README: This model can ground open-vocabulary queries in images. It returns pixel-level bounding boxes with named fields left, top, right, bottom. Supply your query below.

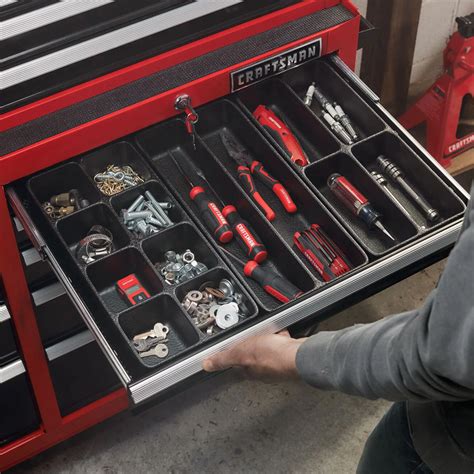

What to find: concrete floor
left=10, top=260, right=446, bottom=474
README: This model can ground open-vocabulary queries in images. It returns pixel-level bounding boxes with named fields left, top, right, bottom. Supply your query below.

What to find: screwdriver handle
left=244, top=261, right=303, bottom=303
left=222, top=206, right=268, bottom=263
left=190, top=187, right=233, bottom=244
left=237, top=165, right=276, bottom=221
left=251, top=162, right=297, bottom=214
left=327, top=174, right=381, bottom=229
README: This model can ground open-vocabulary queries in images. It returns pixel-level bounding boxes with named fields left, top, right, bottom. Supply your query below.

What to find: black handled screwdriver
left=221, top=247, right=303, bottom=303
left=170, top=152, right=233, bottom=244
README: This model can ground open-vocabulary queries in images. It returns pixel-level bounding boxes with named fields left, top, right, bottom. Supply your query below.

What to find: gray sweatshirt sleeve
left=296, top=186, right=474, bottom=402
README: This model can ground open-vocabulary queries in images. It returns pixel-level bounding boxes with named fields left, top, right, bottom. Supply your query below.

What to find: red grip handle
left=222, top=206, right=268, bottom=263
left=273, top=183, right=297, bottom=213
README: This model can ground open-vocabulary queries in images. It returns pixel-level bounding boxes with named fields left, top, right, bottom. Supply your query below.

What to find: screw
left=145, top=191, right=173, bottom=226
left=146, top=216, right=165, bottom=228
left=157, top=202, right=173, bottom=210
left=127, top=195, right=145, bottom=213
left=134, top=219, right=150, bottom=237
left=122, top=210, right=152, bottom=223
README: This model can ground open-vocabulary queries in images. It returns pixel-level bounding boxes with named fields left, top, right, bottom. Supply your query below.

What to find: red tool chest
left=0, top=1, right=469, bottom=469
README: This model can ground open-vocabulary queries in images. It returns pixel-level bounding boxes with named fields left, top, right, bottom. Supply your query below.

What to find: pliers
left=220, top=132, right=297, bottom=222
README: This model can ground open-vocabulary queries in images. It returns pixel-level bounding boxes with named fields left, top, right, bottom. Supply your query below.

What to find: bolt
left=157, top=202, right=173, bottom=210
left=127, top=195, right=145, bottom=213
left=122, top=210, right=152, bottom=223
left=134, top=219, right=149, bottom=237
left=145, top=191, right=173, bottom=226
left=146, top=216, right=165, bottom=228
left=144, top=202, right=166, bottom=226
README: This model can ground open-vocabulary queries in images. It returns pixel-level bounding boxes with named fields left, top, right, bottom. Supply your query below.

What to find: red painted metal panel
left=1, top=1, right=328, bottom=131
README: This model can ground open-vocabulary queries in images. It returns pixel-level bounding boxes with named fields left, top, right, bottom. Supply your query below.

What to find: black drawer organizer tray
left=10, top=57, right=467, bottom=403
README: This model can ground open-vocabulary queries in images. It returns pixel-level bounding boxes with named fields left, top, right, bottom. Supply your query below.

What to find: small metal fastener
left=165, top=251, right=177, bottom=262
left=182, top=250, right=195, bottom=263
left=219, top=279, right=234, bottom=297
left=145, top=191, right=173, bottom=226
left=215, top=304, right=239, bottom=329
left=122, top=210, right=153, bottom=222
left=157, top=202, right=173, bottom=209
left=146, top=216, right=165, bottom=228
left=127, top=195, right=145, bottom=213
left=187, top=290, right=203, bottom=302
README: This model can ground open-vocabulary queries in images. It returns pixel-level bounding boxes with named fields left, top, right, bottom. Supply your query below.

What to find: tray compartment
left=196, top=99, right=369, bottom=281
left=175, top=267, right=259, bottom=336
left=305, top=153, right=419, bottom=256
left=81, top=142, right=153, bottom=192
left=28, top=162, right=100, bottom=218
left=282, top=59, right=386, bottom=142
left=135, top=120, right=315, bottom=312
left=141, top=222, right=219, bottom=284
left=86, top=247, right=163, bottom=314
left=237, top=79, right=340, bottom=167
left=56, top=203, right=130, bottom=262
left=352, top=132, right=465, bottom=228
left=110, top=180, right=185, bottom=237
left=118, top=294, right=200, bottom=368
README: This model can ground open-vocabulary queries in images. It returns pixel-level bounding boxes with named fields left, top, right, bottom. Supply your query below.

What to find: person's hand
left=202, top=330, right=306, bottom=380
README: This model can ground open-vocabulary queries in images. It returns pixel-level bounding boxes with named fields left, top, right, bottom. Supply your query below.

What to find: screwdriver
left=222, top=205, right=268, bottom=263
left=327, top=173, right=396, bottom=242
left=170, top=152, right=233, bottom=244
left=377, top=156, right=440, bottom=223
left=220, top=247, right=303, bottom=303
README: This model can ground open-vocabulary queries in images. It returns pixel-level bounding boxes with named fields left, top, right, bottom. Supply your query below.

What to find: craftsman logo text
left=231, top=38, right=322, bottom=92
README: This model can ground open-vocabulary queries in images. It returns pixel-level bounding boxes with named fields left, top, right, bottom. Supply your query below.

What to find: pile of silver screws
left=157, top=249, right=208, bottom=285
left=181, top=279, right=248, bottom=335
left=132, top=322, right=170, bottom=360
left=94, top=165, right=144, bottom=196
left=121, top=191, right=174, bottom=238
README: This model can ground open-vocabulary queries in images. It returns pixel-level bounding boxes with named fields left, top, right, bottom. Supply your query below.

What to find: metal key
left=139, top=343, right=169, bottom=359
left=133, top=337, right=168, bottom=353
left=133, top=323, right=169, bottom=341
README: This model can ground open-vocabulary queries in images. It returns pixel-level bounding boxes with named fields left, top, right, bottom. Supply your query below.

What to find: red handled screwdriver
left=253, top=105, right=309, bottom=168
left=170, top=152, right=233, bottom=244
left=221, top=132, right=297, bottom=221
left=222, top=205, right=268, bottom=263
left=221, top=247, right=303, bottom=303
left=327, top=174, right=396, bottom=241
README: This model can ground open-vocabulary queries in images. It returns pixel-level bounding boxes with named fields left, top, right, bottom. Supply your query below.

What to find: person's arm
left=204, top=188, right=474, bottom=402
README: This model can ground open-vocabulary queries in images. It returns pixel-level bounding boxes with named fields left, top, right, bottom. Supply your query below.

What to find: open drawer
left=6, top=53, right=469, bottom=405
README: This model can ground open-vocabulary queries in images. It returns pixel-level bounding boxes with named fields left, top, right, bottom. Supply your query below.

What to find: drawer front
left=0, top=359, right=40, bottom=446
left=7, top=55, right=469, bottom=405
left=46, top=331, right=122, bottom=417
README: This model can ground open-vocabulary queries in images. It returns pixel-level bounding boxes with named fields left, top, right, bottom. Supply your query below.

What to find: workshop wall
left=409, top=0, right=473, bottom=98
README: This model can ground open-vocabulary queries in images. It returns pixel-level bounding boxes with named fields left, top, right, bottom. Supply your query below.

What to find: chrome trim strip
left=0, top=304, right=10, bottom=322
left=46, top=330, right=94, bottom=361
left=0, top=0, right=17, bottom=7
left=130, top=222, right=461, bottom=403
left=1, top=0, right=243, bottom=89
left=21, top=246, right=42, bottom=266
left=374, top=104, right=471, bottom=202
left=32, top=281, right=64, bottom=307
left=1, top=0, right=114, bottom=40
left=329, top=54, right=379, bottom=102
left=43, top=246, right=131, bottom=384
left=13, top=216, right=24, bottom=232
left=0, top=359, right=25, bottom=383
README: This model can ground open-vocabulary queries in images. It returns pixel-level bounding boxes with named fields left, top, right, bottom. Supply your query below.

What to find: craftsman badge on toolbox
left=231, top=38, right=322, bottom=92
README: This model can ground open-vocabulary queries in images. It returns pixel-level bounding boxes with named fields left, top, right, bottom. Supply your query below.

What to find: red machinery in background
left=399, top=13, right=474, bottom=168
